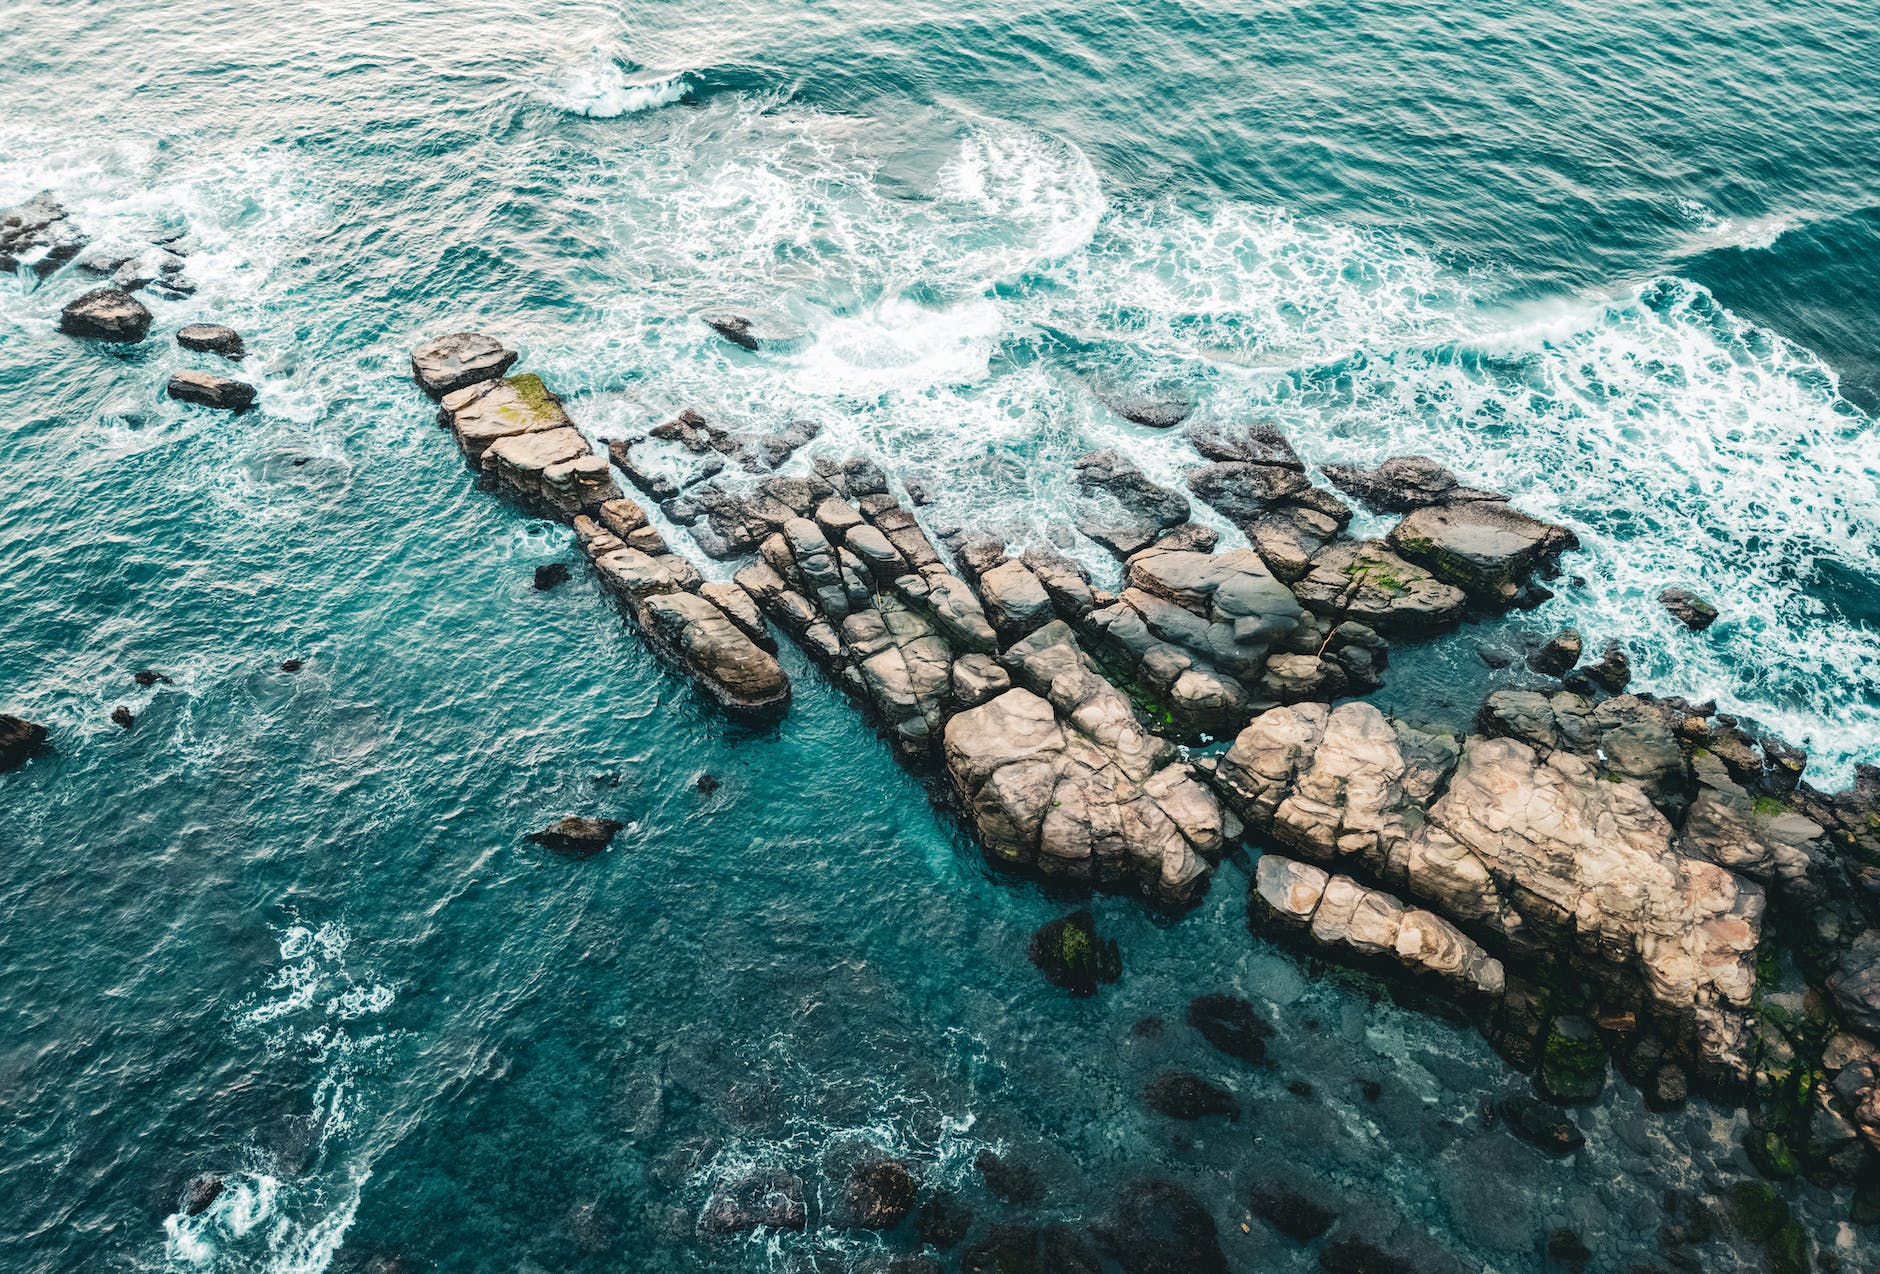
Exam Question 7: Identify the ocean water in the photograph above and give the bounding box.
[3,1,1878,1270]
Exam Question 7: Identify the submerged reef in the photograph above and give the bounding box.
[411,331,1880,1229]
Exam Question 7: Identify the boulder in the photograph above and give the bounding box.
[1528,628,1582,676]
[58,287,151,342]
[176,323,244,359]
[1143,1070,1239,1121]
[1188,421,1303,470]
[527,816,624,858]
[1386,501,1577,604]
[1497,1095,1586,1155]
[1321,455,1503,512]
[847,1159,917,1229]
[181,1173,224,1218]
[533,562,570,591]
[641,591,792,716]
[974,1149,1040,1204]
[699,1171,806,1233]
[411,331,518,398]
[1578,640,1631,693]
[1830,932,1880,1037]
[1073,450,1190,557]
[1,715,49,772]
[167,370,257,412]
[1098,390,1190,428]
[445,374,571,462]
[702,314,759,351]
[1659,586,1718,631]
[481,426,619,516]
[1291,542,1466,630]
[1028,909,1121,995]
[1246,1179,1335,1241]
[977,559,1054,641]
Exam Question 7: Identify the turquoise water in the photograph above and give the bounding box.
[3,1,1878,1270]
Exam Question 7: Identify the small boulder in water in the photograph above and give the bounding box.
[1527,628,1582,676]
[1143,1070,1239,1121]
[1246,1178,1335,1241]
[176,323,245,359]
[533,562,571,591]
[1659,586,1718,631]
[1185,993,1273,1065]
[1027,909,1121,995]
[1,192,88,276]
[527,816,625,858]
[181,1173,224,1217]
[279,658,304,673]
[703,314,760,351]
[0,714,49,772]
[111,706,135,730]
[846,1158,917,1229]
[1496,1094,1586,1155]
[59,287,151,342]
[1578,640,1631,693]
[167,370,257,412]
[132,670,172,687]
[1097,389,1191,429]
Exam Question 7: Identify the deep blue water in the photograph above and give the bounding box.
[3,2,1878,1270]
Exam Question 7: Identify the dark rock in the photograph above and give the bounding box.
[1185,993,1273,1065]
[974,1149,1040,1205]
[1319,1236,1415,1274]
[176,323,245,359]
[167,370,257,412]
[703,315,759,351]
[962,1224,1042,1274]
[1658,587,1718,631]
[1538,1015,1607,1104]
[847,1159,917,1229]
[1099,391,1191,428]
[181,1173,224,1217]
[1188,421,1304,470]
[1477,644,1517,669]
[1546,1227,1592,1272]
[915,1191,972,1249]
[410,331,517,398]
[1132,1016,1165,1037]
[1727,1180,1789,1243]
[699,1171,806,1233]
[132,670,171,687]
[533,562,571,591]
[0,715,49,772]
[1,192,87,276]
[1528,628,1582,676]
[1040,1223,1102,1274]
[694,773,721,796]
[1322,454,1502,512]
[1360,1079,1382,1101]
[59,287,152,342]
[1580,641,1631,693]
[1027,910,1121,995]
[1073,450,1189,557]
[1745,1128,1800,1181]
[1759,735,1807,792]
[1247,1179,1335,1241]
[1497,1095,1585,1155]
[279,659,304,673]
[1828,931,1880,1037]
[526,816,625,859]
[1096,1179,1226,1274]
[1143,1070,1239,1121]
[111,706,135,730]
[1288,1079,1315,1097]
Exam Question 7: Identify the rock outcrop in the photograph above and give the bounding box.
[1385,500,1577,605]
[1320,455,1503,512]
[1072,450,1192,558]
[1217,698,1762,1079]
[414,338,789,718]
[58,287,151,342]
[167,370,257,412]
[1,715,48,772]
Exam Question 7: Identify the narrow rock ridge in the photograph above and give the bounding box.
[410,333,789,717]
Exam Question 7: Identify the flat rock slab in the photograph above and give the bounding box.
[1387,500,1576,602]
[167,369,257,412]
[59,287,151,342]
[176,323,244,359]
[448,374,571,460]
[411,331,518,398]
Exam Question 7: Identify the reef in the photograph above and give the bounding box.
[406,333,1880,1209]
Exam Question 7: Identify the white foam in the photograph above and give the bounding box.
[540,49,688,117]
[1672,199,1801,254]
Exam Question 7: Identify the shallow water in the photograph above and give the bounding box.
[2,2,1878,1271]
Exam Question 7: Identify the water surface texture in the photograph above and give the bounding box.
[3,2,1878,1270]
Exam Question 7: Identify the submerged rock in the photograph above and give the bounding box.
[1246,1179,1335,1241]
[974,1148,1040,1205]
[1028,909,1121,995]
[702,314,759,351]
[0,715,49,772]
[181,1173,224,1218]
[1096,1179,1227,1274]
[411,331,518,398]
[58,287,151,342]
[1497,1095,1586,1155]
[1143,1070,1239,1121]
[1098,390,1191,428]
[167,369,257,412]
[847,1159,917,1229]
[176,323,245,359]
[1537,1015,1607,1104]
[915,1192,973,1249]
[1184,993,1273,1065]
[527,816,625,858]
[699,1171,806,1233]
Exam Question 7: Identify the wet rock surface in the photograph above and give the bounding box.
[0,192,87,276]
[59,287,151,341]
[167,369,257,412]
[411,331,518,398]
[527,816,625,858]
[0,715,49,772]
[175,323,245,359]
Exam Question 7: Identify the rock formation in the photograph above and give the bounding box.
[0,714,48,772]
[167,370,257,412]
[176,323,245,359]
[0,193,87,277]
[59,287,151,342]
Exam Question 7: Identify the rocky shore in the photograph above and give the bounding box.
[407,333,1880,1217]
